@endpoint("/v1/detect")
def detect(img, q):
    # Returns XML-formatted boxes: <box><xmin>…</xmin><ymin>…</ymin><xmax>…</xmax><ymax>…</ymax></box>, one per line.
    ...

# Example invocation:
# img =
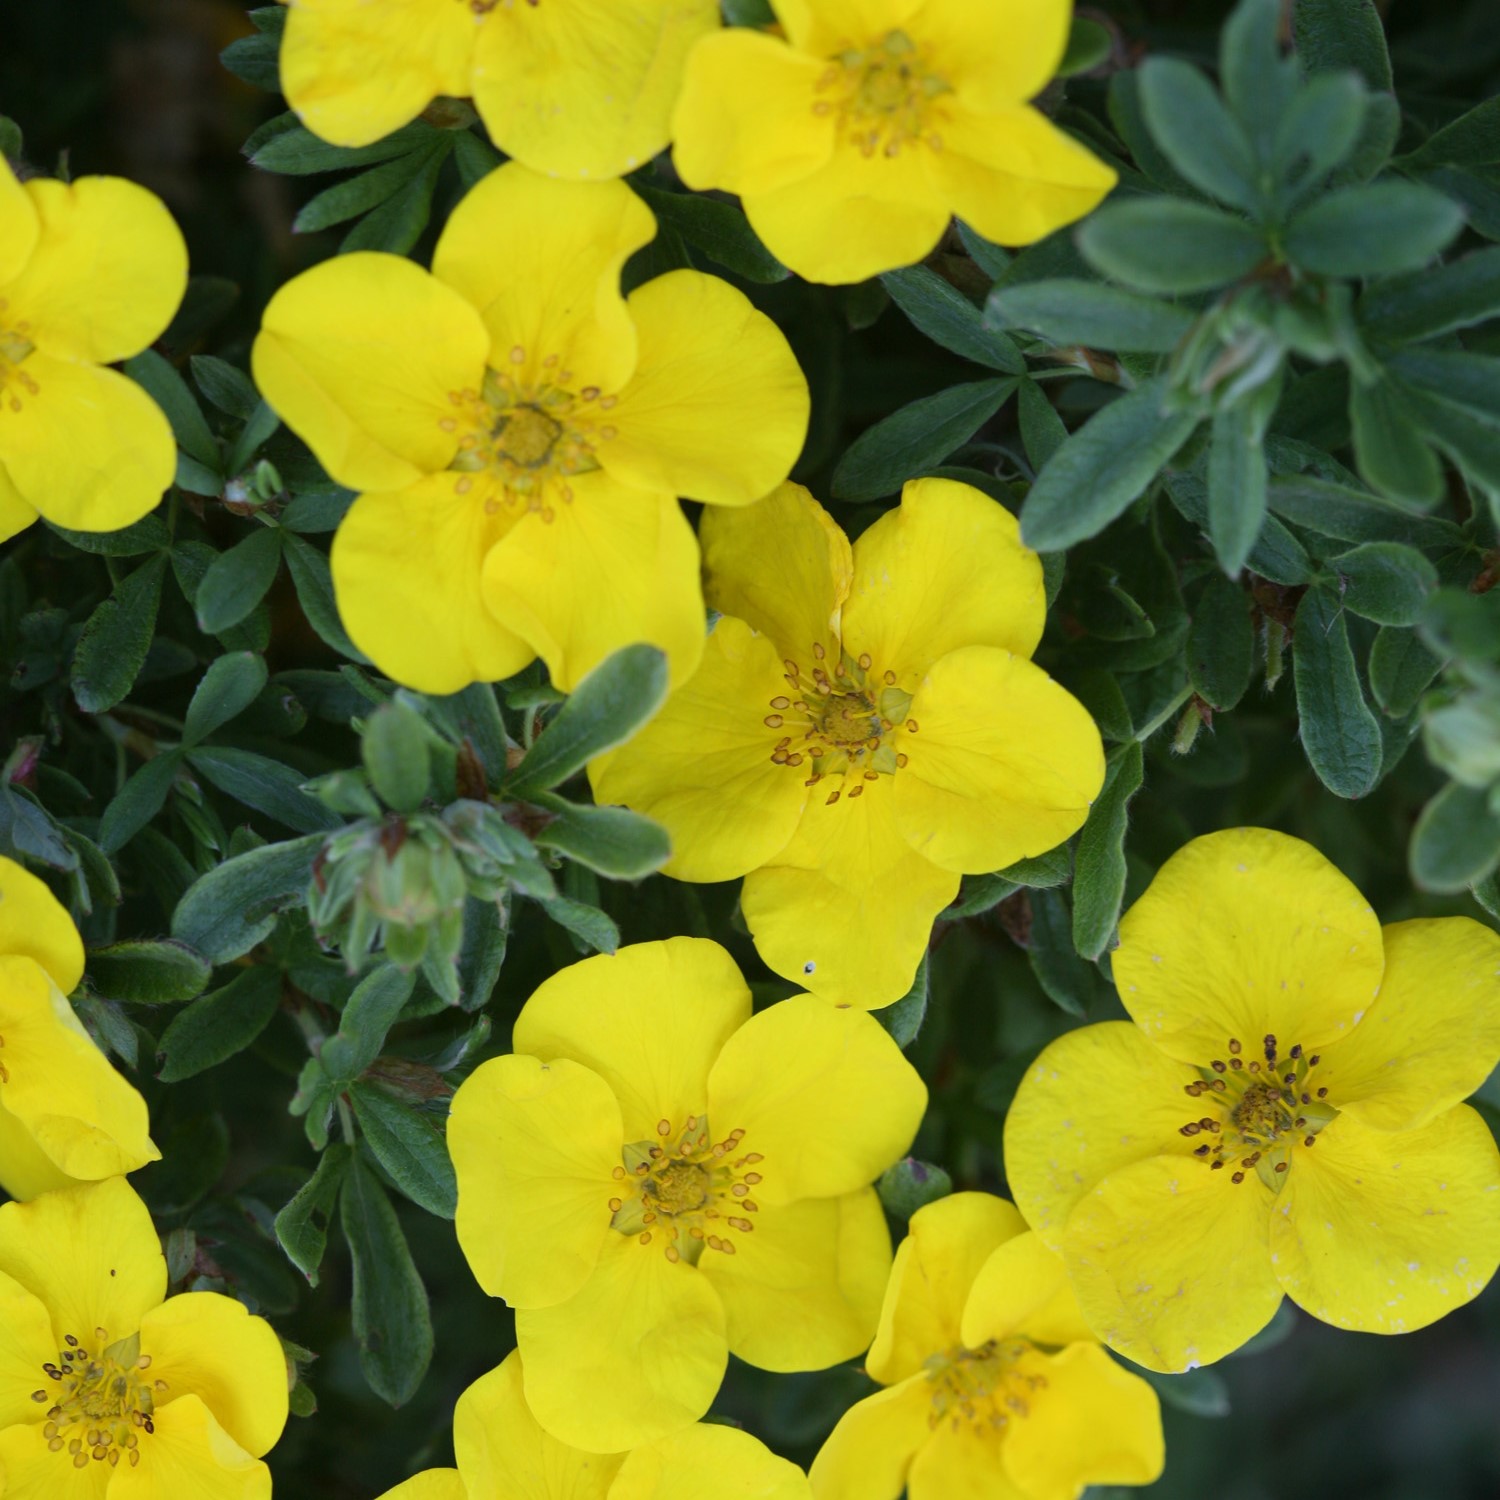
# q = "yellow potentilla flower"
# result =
<box><xmin>671</xmin><ymin>0</ymin><xmax>1117</xmax><ymax>284</ymax></box>
<box><xmin>1005</xmin><ymin>827</ymin><xmax>1500</xmax><ymax>1373</ymax></box>
<box><xmin>0</xmin><ymin>156</ymin><xmax>186</xmax><ymax>543</ymax></box>
<box><xmin>253</xmin><ymin>161</ymin><xmax>808</xmax><ymax>694</ymax></box>
<box><xmin>811</xmin><ymin>1193</ymin><xmax>1163</xmax><ymax>1500</ymax></box>
<box><xmin>590</xmin><ymin>478</ymin><xmax>1105</xmax><ymax>1008</ymax></box>
<box><xmin>0</xmin><ymin>857</ymin><xmax>158</xmax><ymax>1201</ymax></box>
<box><xmin>448</xmin><ymin>937</ymin><xmax>927</xmax><ymax>1451</ymax></box>
<box><xmin>378</xmin><ymin>1349</ymin><xmax>811</xmax><ymax>1500</ymax></box>
<box><xmin>280</xmin><ymin>0</ymin><xmax>719</xmax><ymax>179</ymax></box>
<box><xmin>0</xmin><ymin>1177</ymin><xmax>288</xmax><ymax>1496</ymax></box>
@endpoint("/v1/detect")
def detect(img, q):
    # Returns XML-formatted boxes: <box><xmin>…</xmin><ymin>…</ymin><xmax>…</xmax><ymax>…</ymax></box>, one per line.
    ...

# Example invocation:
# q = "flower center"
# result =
<box><xmin>924</xmin><ymin>1339</ymin><xmax>1047</xmax><ymax>1433</ymax></box>
<box><xmin>33</xmin><ymin>1329</ymin><xmax>169</xmax><ymax>1471</ymax></box>
<box><xmin>763</xmin><ymin>641</ymin><xmax>916</xmax><ymax>804</ymax></box>
<box><xmin>1177</xmin><ymin>1033</ymin><xmax>1340</xmax><ymax>1188</ymax></box>
<box><xmin>0</xmin><ymin>301</ymin><xmax>39</xmax><ymax>416</ymax></box>
<box><xmin>607</xmin><ymin>1114</ymin><xmax>763</xmax><ymax>1266</ymax></box>
<box><xmin>813</xmin><ymin>30</ymin><xmax>952</xmax><ymax>159</ymax></box>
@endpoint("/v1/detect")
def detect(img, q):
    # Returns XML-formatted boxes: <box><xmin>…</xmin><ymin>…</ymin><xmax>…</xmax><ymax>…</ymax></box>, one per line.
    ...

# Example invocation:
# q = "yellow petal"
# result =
<box><xmin>0</xmin><ymin>153</ymin><xmax>40</xmax><ymax>283</ymax></box>
<box><xmin>601</xmin><ymin>270</ymin><xmax>809</xmax><ymax>508</ymax></box>
<box><xmin>512</xmin><ymin>937</ymin><xmax>751</xmax><ymax>1143</ymax></box>
<box><xmin>916</xmin><ymin>0</ymin><xmax>1072</xmax><ymax>110</ymax></box>
<box><xmin>281</xmin><ymin>0</ymin><xmax>475</xmax><ymax>148</ymax></box>
<box><xmin>137</xmin><ymin>1292</ymin><xmax>288</xmax><ymax>1459</ymax></box>
<box><xmin>1269</xmin><ymin>1105</ymin><xmax>1500</xmax><ymax>1334</ymax></box>
<box><xmin>0</xmin><ymin>956</ymin><xmax>158</xmax><ymax>1186</ymax></box>
<box><xmin>894</xmin><ymin>645</ymin><xmax>1104</xmax><ymax>874</ymax></box>
<box><xmin>906</xmin><ymin>1418</ymin><xmax>1016</xmax><ymax>1500</ymax></box>
<box><xmin>472</xmin><ymin>0</ymin><xmax>720</xmax><ymax>180</ymax></box>
<box><xmin>253</xmin><ymin>252</ymin><xmax>489</xmax><ymax>493</ymax></box>
<box><xmin>1</xmin><ymin>353</ymin><xmax>174</xmax><ymax>533</ymax></box>
<box><xmin>516</xmin><ymin>1232</ymin><xmax>727</xmax><ymax>1452</ymax></box>
<box><xmin>1059</xmin><ymin>1154</ymin><xmax>1284</xmax><ymax>1371</ymax></box>
<box><xmin>741</xmin><ymin>777</ymin><xmax>959</xmax><ymax>1009</ymax></box>
<box><xmin>6</xmin><ymin>175</ymin><xmax>185</xmax><ymax>364</ymax></box>
<box><xmin>330</xmin><ymin>474</ymin><xmax>535</xmax><ymax>694</ymax></box>
<box><xmin>700</xmin><ymin>481</ymin><xmax>852</xmax><ymax>664</ymax></box>
<box><xmin>1315</xmin><ymin>918</ymin><xmax>1500</xmax><ymax>1132</ymax></box>
<box><xmin>774</xmin><ymin>0</ymin><xmax>924</xmax><ymax>53</ymax></box>
<box><xmin>671</xmin><ymin>29</ymin><xmax>834</xmax><ymax>196</ymax></box>
<box><xmin>1002</xmin><ymin>1343</ymin><xmax>1164</xmax><ymax>1500</ymax></box>
<box><xmin>453</xmin><ymin>1351</ymin><xmax>623</xmax><ymax>1500</ymax></box>
<box><xmin>959</xmin><ymin>1229</ymin><xmax>1093</xmax><ymax>1350</ymax></box>
<box><xmin>745</xmin><ymin>137</ymin><xmax>950</xmax><ymax>285</ymax></box>
<box><xmin>807</xmin><ymin>1374</ymin><xmax>932</xmax><ymax>1500</ymax></box>
<box><xmin>0</xmin><ymin>464</ymin><xmax>38</xmax><ymax>544</ymax></box>
<box><xmin>480</xmin><ymin>473</ymin><xmax>705</xmax><ymax>693</ymax></box>
<box><xmin>0</xmin><ymin>1177</ymin><xmax>166</xmax><ymax>1352</ymax></box>
<box><xmin>1003</xmin><ymin>1022</ymin><xmax>1200</xmax><ymax>1251</ymax></box>
<box><xmin>707</xmin><ymin>994</ymin><xmax>926</xmax><ymax>1205</ymax></box>
<box><xmin>1112</xmin><ymin>827</ymin><xmax>1385</xmax><ymax>1067</ymax></box>
<box><xmin>0</xmin><ymin>1266</ymin><xmax>56</xmax><ymax>1426</ymax></box>
<box><xmin>699</xmin><ymin>1189</ymin><xmax>891</xmax><ymax>1372</ymax></box>
<box><xmin>450</xmin><ymin>1054</ymin><xmax>621</xmax><ymax>1309</ymax></box>
<box><xmin>842</xmin><ymin>478</ymin><xmax>1046</xmax><ymax>673</ymax></box>
<box><xmin>431</xmin><ymin>163</ymin><xmax>651</xmax><ymax>389</ymax></box>
<box><xmin>588</xmin><ymin>616</ymin><xmax>811</xmax><ymax>882</ymax></box>
<box><xmin>112</xmin><ymin>1392</ymin><xmax>269</xmax><ymax>1500</ymax></box>
<box><xmin>867</xmin><ymin>1191</ymin><xmax>1026</xmax><ymax>1386</ymax></box>
<box><xmin>0</xmin><ymin>854</ymin><xmax>84</xmax><ymax>992</ymax></box>
<box><xmin>0</xmin><ymin>1095</ymin><xmax>77</xmax><ymax>1200</ymax></box>
<box><xmin>0</xmin><ymin>1419</ymin><xmax>113</xmax><ymax>1500</ymax></box>
<box><xmin>926</xmin><ymin>103</ymin><xmax>1116</xmax><ymax>248</ymax></box>
<box><xmin>376</xmin><ymin>1470</ymin><xmax>468</xmax><ymax>1500</ymax></box>
<box><xmin>614</xmin><ymin>1422</ymin><xmax>814</xmax><ymax>1500</ymax></box>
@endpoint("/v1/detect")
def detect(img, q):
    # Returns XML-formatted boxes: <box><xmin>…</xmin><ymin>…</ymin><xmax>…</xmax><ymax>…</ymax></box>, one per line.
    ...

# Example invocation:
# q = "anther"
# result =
<box><xmin>813</xmin><ymin>642</ymin><xmax>826</xmax><ymax>660</ymax></box>
<box><xmin>858</xmin><ymin>653</ymin><xmax>872</xmax><ymax>670</ymax></box>
<box><xmin>1275</xmin><ymin>1161</ymin><xmax>1289</xmax><ymax>1173</ymax></box>
<box><xmin>770</xmin><ymin>696</ymin><xmax>790</xmax><ymax>710</ymax></box>
<box><xmin>657</xmin><ymin>1119</ymin><xmax>671</xmax><ymax>1135</ymax></box>
<box><xmin>1316</xmin><ymin>1087</ymin><xmax>1328</xmax><ymax>1098</ymax></box>
<box><xmin>764</xmin><ymin>714</ymin><xmax>783</xmax><ymax>728</ymax></box>
<box><xmin>1290</xmin><ymin>1044</ymin><xmax>1303</xmax><ymax>1060</ymax></box>
<box><xmin>1228</xmin><ymin>1039</ymin><xmax>1242</xmax><ymax>1055</ymax></box>
<box><xmin>639</xmin><ymin>1232</ymin><xmax>652</xmax><ymax>1245</ymax></box>
<box><xmin>1308</xmin><ymin>1055</ymin><xmax>1321</xmax><ymax>1066</ymax></box>
<box><xmin>1304</xmin><ymin>1135</ymin><xmax>1316</xmax><ymax>1147</ymax></box>
<box><xmin>1231</xmin><ymin>1171</ymin><xmax>1245</xmax><ymax>1184</ymax></box>
<box><xmin>1211</xmin><ymin>1059</ymin><xmax>1226</xmax><ymax>1073</ymax></box>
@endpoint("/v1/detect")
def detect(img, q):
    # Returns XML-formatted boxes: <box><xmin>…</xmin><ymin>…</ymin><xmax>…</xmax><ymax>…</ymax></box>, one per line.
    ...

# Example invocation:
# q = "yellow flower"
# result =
<box><xmin>1004</xmin><ymin>827</ymin><xmax>1500</xmax><ymax>1373</ymax></box>
<box><xmin>811</xmin><ymin>1193</ymin><xmax>1163</xmax><ymax>1500</ymax></box>
<box><xmin>280</xmin><ymin>0</ymin><xmax>720</xmax><ymax>180</ymax></box>
<box><xmin>671</xmin><ymin>0</ymin><xmax>1116</xmax><ymax>284</ymax></box>
<box><xmin>377</xmin><ymin>1348</ymin><xmax>811</xmax><ymax>1500</ymax></box>
<box><xmin>0</xmin><ymin>1176</ymin><xmax>289</xmax><ymax>1497</ymax></box>
<box><xmin>253</xmin><ymin>161</ymin><xmax>808</xmax><ymax>694</ymax></box>
<box><xmin>447</xmin><ymin>937</ymin><xmax>927</xmax><ymax>1451</ymax></box>
<box><xmin>0</xmin><ymin>157</ymin><xmax>186</xmax><ymax>543</ymax></box>
<box><xmin>0</xmin><ymin>857</ymin><xmax>158</xmax><ymax>1201</ymax></box>
<box><xmin>590</xmin><ymin>479</ymin><xmax>1104</xmax><ymax>1008</ymax></box>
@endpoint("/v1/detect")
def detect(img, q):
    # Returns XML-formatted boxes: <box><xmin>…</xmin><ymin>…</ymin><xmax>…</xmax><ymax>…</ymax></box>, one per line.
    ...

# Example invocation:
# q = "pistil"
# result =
<box><xmin>813</xmin><ymin>30</ymin><xmax>952</xmax><ymax>159</ymax></box>
<box><xmin>37</xmin><ymin>1328</ymin><xmax>169</xmax><ymax>1470</ymax></box>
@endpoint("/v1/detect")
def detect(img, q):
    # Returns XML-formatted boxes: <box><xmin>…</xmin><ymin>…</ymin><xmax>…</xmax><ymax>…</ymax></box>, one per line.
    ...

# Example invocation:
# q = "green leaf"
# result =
<box><xmin>957</xmin><ymin>221</ymin><xmax>1011</xmax><ymax>279</ymax></box>
<box><xmin>124</xmin><ymin>350</ymin><xmax>219</xmax><ymax>470</ymax></box>
<box><xmin>1026</xmin><ymin>888</ymin><xmax>1098</xmax><ymax>1017</ymax></box>
<box><xmin>1293</xmin><ymin>0</ymin><xmax>1393</xmax><ymax>91</ymax></box>
<box><xmin>221</xmin><ymin>26</ymin><xmax>281</xmax><ymax>90</ymax></box>
<box><xmin>71</xmin><ymin>554</ymin><xmax>167</xmax><ymax>714</ymax></box>
<box><xmin>1142</xmin><ymin>1367</ymin><xmax>1232</xmax><ymax>1418</ymax></box>
<box><xmin>274</xmin><ymin>1144</ymin><xmax>350</xmax><ymax>1286</ymax></box>
<box><xmin>1368</xmin><ymin>625</ymin><xmax>1442</xmax><ymax>717</ymax></box>
<box><xmin>531</xmin><ymin>796</ymin><xmax>672</xmax><ymax>880</ymax></box>
<box><xmin>1078</xmin><ymin>200</ymin><xmax>1266</xmax><ymax>294</ymax></box>
<box><xmin>507</xmin><ymin>645</ymin><xmax>670</xmax><ymax>798</ymax></box>
<box><xmin>1328</xmin><ymin>541</ymin><xmax>1438</xmax><ymax>625</ymax></box>
<box><xmin>1222</xmin><ymin>0</ymin><xmax>1298</xmax><ymax>158</ymax></box>
<box><xmin>183</xmin><ymin>653</ymin><xmax>269</xmax><ymax>746</ymax></box>
<box><xmin>1293</xmin><ymin>586</ymin><xmax>1383</xmax><ymax>798</ymax></box>
<box><xmin>830</xmin><ymin>378</ymin><xmax>1018</xmax><ymax>502</ymax></box>
<box><xmin>252</xmin><ymin>121</ymin><xmax>439</xmax><ymax>175</ymax></box>
<box><xmin>1138</xmin><ymin>56</ymin><xmax>1259</xmax><ymax>211</ymax></box>
<box><xmin>452</xmin><ymin>129</ymin><xmax>503</xmax><ymax>188</ymax></box>
<box><xmin>1163</xmin><ymin>473</ymin><xmax>1314</xmax><ymax>584</ymax></box>
<box><xmin>632</xmin><ymin>184</ymin><xmax>788</xmax><ymax>283</ymax></box>
<box><xmin>172</xmin><ymin>834</ymin><xmax>321</xmax><ymax>962</ymax></box>
<box><xmin>1271</xmin><ymin>71</ymin><xmax>1369</xmax><ymax>195</ymax></box>
<box><xmin>1409</xmin><ymin>781</ymin><xmax>1500</xmax><ymax>893</ymax></box>
<box><xmin>949</xmin><ymin>873</ymin><xmax>1020</xmax><ymax>918</ymax></box>
<box><xmin>1072</xmin><ymin>742</ymin><xmax>1145</xmax><ymax>961</ymax></box>
<box><xmin>1017</xmin><ymin>379</ymin><xmax>1068</xmax><ymax>473</ymax></box>
<box><xmin>362</xmin><ymin>702</ymin><xmax>432</xmax><ymax>814</ymax></box>
<box><xmin>88</xmin><ymin>939</ymin><xmax>211</xmax><ymax>1005</ymax></box>
<box><xmin>1285</xmin><ymin>183</ymin><xmax>1465</xmax><ymax>277</ymax></box>
<box><xmin>878</xmin><ymin>955</ymin><xmax>929</xmax><ymax>1048</ymax></box>
<box><xmin>1108</xmin><ymin>71</ymin><xmax>1198</xmax><ymax>197</ymax></box>
<box><xmin>1207</xmin><ymin>395</ymin><xmax>1271</xmax><ymax>576</ymax></box>
<box><xmin>99</xmin><ymin>752</ymin><xmax>182</xmax><ymax>854</ymax></box>
<box><xmin>283</xmin><ymin>533</ymin><xmax>366</xmax><ymax>661</ymax></box>
<box><xmin>157</xmin><ymin>966</ymin><xmax>282</xmax><ymax>1081</ymax></box>
<box><xmin>340</xmin><ymin>144</ymin><xmax>449</xmax><ymax>254</ymax></box>
<box><xmin>1058</xmin><ymin>16</ymin><xmax>1111</xmax><ymax>77</ymax></box>
<box><xmin>539</xmin><ymin>895</ymin><xmax>620</xmax><ymax>955</ymax></box>
<box><xmin>1349</xmin><ymin>371</ymin><xmax>1443</xmax><ymax>508</ymax></box>
<box><xmin>341</xmin><ymin>1152</ymin><xmax>433</xmax><ymax>1407</ymax></box>
<box><xmin>1357</xmin><ymin>247</ymin><xmax>1500</xmax><ymax>342</ymax></box>
<box><xmin>321</xmin><ymin>963</ymin><xmax>419</xmax><ymax>1084</ymax></box>
<box><xmin>1189</xmin><ymin>573</ymin><xmax>1255</xmax><ymax>710</ymax></box>
<box><xmin>1267</xmin><ymin>476</ymin><xmax>1465</xmax><ymax>548</ymax></box>
<box><xmin>996</xmin><ymin>846</ymin><xmax>1074</xmax><ymax>889</ymax></box>
<box><xmin>196</xmin><ymin>527</ymin><xmax>283</xmax><ymax>634</ymax></box>
<box><xmin>1021</xmin><ymin>382</ymin><xmax>1198</xmax><ymax>552</ymax></box>
<box><xmin>229</xmin><ymin>400</ymin><xmax>282</xmax><ymax>474</ymax></box>
<box><xmin>191</xmin><ymin>355</ymin><xmax>259</xmax><ymax>419</ymax></box>
<box><xmin>881</xmin><ymin>266</ymin><xmax>1024</xmax><ymax>372</ymax></box>
<box><xmin>49</xmin><ymin>514</ymin><xmax>171</xmax><ymax>557</ymax></box>
<box><xmin>294</xmin><ymin>147</ymin><xmax>436</xmax><ymax>233</ymax></box>
<box><xmin>986</xmin><ymin>279</ymin><xmax>1195</xmax><ymax>353</ymax></box>
<box><xmin>188</xmin><ymin>747</ymin><xmax>343</xmax><ymax>834</ymax></box>
<box><xmin>349</xmin><ymin>1084</ymin><xmax>458</xmax><ymax>1219</ymax></box>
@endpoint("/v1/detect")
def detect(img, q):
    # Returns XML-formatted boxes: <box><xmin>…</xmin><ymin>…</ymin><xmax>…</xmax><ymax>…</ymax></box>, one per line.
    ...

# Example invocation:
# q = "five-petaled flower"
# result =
<box><xmin>1005</xmin><ymin>827</ymin><xmax>1500</xmax><ymax>1372</ymax></box>
<box><xmin>0</xmin><ymin>856</ymin><xmax>158</xmax><ymax>1202</ymax></box>
<box><xmin>377</xmin><ymin>1348</ymin><xmax>812</xmax><ymax>1500</ymax></box>
<box><xmin>280</xmin><ymin>0</ymin><xmax>720</xmax><ymax>179</ymax></box>
<box><xmin>590</xmin><ymin>478</ymin><xmax>1105</xmax><ymax>1008</ymax></box>
<box><xmin>0</xmin><ymin>1177</ymin><xmax>288</xmax><ymax>1497</ymax></box>
<box><xmin>671</xmin><ymin>0</ymin><xmax>1117</xmax><ymax>284</ymax></box>
<box><xmin>811</xmin><ymin>1192</ymin><xmax>1163</xmax><ymax>1500</ymax></box>
<box><xmin>253</xmin><ymin>160</ymin><xmax>808</xmax><ymax>696</ymax></box>
<box><xmin>447</xmin><ymin>937</ymin><xmax>927</xmax><ymax>1451</ymax></box>
<box><xmin>0</xmin><ymin>156</ymin><xmax>185</xmax><ymax>544</ymax></box>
